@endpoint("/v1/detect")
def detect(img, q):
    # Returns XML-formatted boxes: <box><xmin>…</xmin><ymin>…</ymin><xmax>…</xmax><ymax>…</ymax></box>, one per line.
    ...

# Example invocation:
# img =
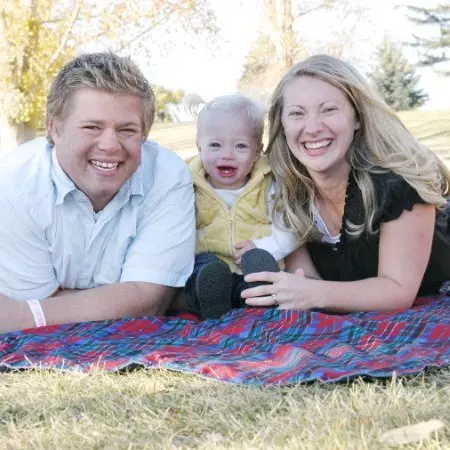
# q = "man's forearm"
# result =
<box><xmin>0</xmin><ymin>292</ymin><xmax>36</xmax><ymax>332</ymax></box>
<box><xmin>41</xmin><ymin>281</ymin><xmax>175</xmax><ymax>325</ymax></box>
<box><xmin>0</xmin><ymin>282</ymin><xmax>175</xmax><ymax>334</ymax></box>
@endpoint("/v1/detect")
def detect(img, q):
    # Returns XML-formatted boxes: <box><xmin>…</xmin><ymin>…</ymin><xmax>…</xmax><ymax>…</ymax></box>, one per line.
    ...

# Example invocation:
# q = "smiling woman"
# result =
<box><xmin>241</xmin><ymin>54</ymin><xmax>450</xmax><ymax>313</ymax></box>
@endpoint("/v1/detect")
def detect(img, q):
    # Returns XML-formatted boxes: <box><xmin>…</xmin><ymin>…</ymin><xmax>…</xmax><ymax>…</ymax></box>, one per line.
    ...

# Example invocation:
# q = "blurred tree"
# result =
<box><xmin>371</xmin><ymin>37</ymin><xmax>427</xmax><ymax>111</ymax></box>
<box><xmin>405</xmin><ymin>3</ymin><xmax>450</xmax><ymax>74</ymax></box>
<box><xmin>0</xmin><ymin>0</ymin><xmax>216</xmax><ymax>152</ymax></box>
<box><xmin>153</xmin><ymin>85</ymin><xmax>185</xmax><ymax>121</ymax></box>
<box><xmin>182</xmin><ymin>92</ymin><xmax>205</xmax><ymax>118</ymax></box>
<box><xmin>238</xmin><ymin>0</ymin><xmax>363</xmax><ymax>102</ymax></box>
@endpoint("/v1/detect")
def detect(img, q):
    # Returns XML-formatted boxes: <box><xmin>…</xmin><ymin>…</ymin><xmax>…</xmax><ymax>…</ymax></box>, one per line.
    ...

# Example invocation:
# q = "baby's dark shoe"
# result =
<box><xmin>196</xmin><ymin>260</ymin><xmax>233</xmax><ymax>319</ymax></box>
<box><xmin>241</xmin><ymin>248</ymin><xmax>280</xmax><ymax>289</ymax></box>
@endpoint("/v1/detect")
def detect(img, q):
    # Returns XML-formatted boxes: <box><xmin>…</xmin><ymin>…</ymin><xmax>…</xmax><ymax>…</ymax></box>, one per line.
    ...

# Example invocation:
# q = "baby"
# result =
<box><xmin>185</xmin><ymin>94</ymin><xmax>299</xmax><ymax>319</ymax></box>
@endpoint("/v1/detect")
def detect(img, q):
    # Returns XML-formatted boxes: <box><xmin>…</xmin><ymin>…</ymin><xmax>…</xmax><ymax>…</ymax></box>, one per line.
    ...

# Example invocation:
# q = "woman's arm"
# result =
<box><xmin>285</xmin><ymin>246</ymin><xmax>322</xmax><ymax>279</ymax></box>
<box><xmin>242</xmin><ymin>203</ymin><xmax>435</xmax><ymax>312</ymax></box>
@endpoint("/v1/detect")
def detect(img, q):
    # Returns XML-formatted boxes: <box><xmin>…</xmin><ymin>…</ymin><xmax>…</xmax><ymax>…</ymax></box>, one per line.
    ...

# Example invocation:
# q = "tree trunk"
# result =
<box><xmin>16</xmin><ymin>122</ymin><xmax>37</xmax><ymax>145</ymax></box>
<box><xmin>0</xmin><ymin>113</ymin><xmax>18</xmax><ymax>154</ymax></box>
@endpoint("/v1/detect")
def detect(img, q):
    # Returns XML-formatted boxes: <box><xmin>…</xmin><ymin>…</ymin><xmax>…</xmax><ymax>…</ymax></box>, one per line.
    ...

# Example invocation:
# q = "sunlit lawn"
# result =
<box><xmin>1</xmin><ymin>110</ymin><xmax>449</xmax><ymax>449</ymax></box>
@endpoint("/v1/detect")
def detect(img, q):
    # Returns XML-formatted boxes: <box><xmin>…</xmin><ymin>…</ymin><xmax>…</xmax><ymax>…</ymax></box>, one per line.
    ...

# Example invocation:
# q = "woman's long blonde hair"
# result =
<box><xmin>267</xmin><ymin>54</ymin><xmax>450</xmax><ymax>244</ymax></box>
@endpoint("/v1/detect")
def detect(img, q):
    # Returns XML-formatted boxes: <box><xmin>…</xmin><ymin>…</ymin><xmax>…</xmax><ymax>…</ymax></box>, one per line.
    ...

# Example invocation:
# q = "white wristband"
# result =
<box><xmin>27</xmin><ymin>299</ymin><xmax>47</xmax><ymax>328</ymax></box>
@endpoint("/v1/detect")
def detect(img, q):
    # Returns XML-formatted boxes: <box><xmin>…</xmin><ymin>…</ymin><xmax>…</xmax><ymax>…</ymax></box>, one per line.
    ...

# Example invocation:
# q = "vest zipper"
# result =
<box><xmin>229</xmin><ymin>208</ymin><xmax>234</xmax><ymax>257</ymax></box>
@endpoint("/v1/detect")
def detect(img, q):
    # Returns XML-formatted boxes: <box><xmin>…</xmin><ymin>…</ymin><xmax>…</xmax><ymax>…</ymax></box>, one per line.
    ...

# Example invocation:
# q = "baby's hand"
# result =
<box><xmin>234</xmin><ymin>240</ymin><xmax>256</xmax><ymax>265</ymax></box>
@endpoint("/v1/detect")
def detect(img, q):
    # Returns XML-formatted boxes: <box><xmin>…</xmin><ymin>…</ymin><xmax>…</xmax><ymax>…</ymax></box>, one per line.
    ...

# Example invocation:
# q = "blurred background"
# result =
<box><xmin>1</xmin><ymin>0</ymin><xmax>449</xmax><ymax>157</ymax></box>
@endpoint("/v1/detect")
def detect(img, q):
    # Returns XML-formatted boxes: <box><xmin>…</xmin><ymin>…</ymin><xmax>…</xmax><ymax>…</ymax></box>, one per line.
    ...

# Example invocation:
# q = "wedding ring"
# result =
<box><xmin>272</xmin><ymin>294</ymin><xmax>279</xmax><ymax>306</ymax></box>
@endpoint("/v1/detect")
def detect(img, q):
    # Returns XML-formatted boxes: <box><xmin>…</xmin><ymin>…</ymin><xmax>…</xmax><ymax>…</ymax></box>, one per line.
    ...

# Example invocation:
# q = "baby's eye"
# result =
<box><xmin>236</xmin><ymin>143</ymin><xmax>248</xmax><ymax>150</ymax></box>
<box><xmin>209</xmin><ymin>142</ymin><xmax>220</xmax><ymax>149</ymax></box>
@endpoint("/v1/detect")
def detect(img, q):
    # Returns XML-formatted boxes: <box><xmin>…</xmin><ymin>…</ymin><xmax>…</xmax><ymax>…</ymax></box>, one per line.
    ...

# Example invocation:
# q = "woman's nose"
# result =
<box><xmin>304</xmin><ymin>114</ymin><xmax>323</xmax><ymax>135</ymax></box>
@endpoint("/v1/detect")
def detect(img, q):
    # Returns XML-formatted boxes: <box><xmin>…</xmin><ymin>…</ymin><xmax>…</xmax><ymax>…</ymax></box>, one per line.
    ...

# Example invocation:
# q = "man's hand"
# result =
<box><xmin>0</xmin><ymin>294</ymin><xmax>34</xmax><ymax>334</ymax></box>
<box><xmin>234</xmin><ymin>240</ymin><xmax>256</xmax><ymax>265</ymax></box>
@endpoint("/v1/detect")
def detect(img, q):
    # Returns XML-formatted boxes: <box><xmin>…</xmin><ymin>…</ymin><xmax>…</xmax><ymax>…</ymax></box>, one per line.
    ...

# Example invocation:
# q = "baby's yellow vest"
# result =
<box><xmin>189</xmin><ymin>155</ymin><xmax>273</xmax><ymax>274</ymax></box>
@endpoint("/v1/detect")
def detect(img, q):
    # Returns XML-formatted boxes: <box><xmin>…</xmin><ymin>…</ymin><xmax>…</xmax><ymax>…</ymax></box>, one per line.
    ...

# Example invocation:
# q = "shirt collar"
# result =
<box><xmin>50</xmin><ymin>143</ymin><xmax>144</xmax><ymax>206</ymax></box>
<box><xmin>50</xmin><ymin>144</ymin><xmax>77</xmax><ymax>205</ymax></box>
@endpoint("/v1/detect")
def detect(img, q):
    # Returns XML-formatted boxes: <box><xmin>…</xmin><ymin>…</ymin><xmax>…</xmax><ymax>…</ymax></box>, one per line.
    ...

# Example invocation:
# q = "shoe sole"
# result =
<box><xmin>241</xmin><ymin>248</ymin><xmax>280</xmax><ymax>289</ymax></box>
<box><xmin>196</xmin><ymin>261</ymin><xmax>233</xmax><ymax>319</ymax></box>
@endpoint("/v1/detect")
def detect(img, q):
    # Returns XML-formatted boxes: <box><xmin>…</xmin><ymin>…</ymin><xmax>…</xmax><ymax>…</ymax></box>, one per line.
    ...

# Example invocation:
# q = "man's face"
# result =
<box><xmin>49</xmin><ymin>88</ymin><xmax>145</xmax><ymax>211</ymax></box>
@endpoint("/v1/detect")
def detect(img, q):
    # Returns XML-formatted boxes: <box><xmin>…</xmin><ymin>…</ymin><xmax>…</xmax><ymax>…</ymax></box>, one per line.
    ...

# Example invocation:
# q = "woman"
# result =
<box><xmin>241</xmin><ymin>54</ymin><xmax>450</xmax><ymax>312</ymax></box>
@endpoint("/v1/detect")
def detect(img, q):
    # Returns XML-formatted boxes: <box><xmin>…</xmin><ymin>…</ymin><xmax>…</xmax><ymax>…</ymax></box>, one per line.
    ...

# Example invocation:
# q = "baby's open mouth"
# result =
<box><xmin>217</xmin><ymin>165</ymin><xmax>237</xmax><ymax>177</ymax></box>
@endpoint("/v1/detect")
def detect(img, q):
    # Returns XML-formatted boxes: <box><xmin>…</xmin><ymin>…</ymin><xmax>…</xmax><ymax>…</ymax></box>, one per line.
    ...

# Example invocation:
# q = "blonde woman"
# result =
<box><xmin>241</xmin><ymin>54</ymin><xmax>450</xmax><ymax>312</ymax></box>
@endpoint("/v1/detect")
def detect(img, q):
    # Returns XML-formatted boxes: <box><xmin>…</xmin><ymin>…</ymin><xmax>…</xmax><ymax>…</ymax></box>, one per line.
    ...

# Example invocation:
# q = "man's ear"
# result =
<box><xmin>48</xmin><ymin>119</ymin><xmax>61</xmax><ymax>143</ymax></box>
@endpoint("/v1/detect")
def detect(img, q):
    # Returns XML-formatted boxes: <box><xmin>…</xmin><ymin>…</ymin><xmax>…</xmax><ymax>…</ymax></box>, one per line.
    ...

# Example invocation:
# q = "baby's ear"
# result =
<box><xmin>196</xmin><ymin>140</ymin><xmax>202</xmax><ymax>153</ymax></box>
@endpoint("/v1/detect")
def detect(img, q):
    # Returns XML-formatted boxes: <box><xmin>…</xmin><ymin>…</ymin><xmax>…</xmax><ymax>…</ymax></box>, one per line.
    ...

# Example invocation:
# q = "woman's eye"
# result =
<box><xmin>289</xmin><ymin>111</ymin><xmax>304</xmax><ymax>117</ymax></box>
<box><xmin>323</xmin><ymin>106</ymin><xmax>337</xmax><ymax>113</ymax></box>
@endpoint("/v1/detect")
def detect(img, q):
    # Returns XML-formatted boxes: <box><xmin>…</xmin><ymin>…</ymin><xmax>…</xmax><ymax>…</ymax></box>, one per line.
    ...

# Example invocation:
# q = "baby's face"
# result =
<box><xmin>197</xmin><ymin>111</ymin><xmax>261</xmax><ymax>190</ymax></box>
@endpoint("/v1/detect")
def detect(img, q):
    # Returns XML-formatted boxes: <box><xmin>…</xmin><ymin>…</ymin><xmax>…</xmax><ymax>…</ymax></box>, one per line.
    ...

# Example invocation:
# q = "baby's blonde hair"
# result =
<box><xmin>197</xmin><ymin>94</ymin><xmax>265</xmax><ymax>144</ymax></box>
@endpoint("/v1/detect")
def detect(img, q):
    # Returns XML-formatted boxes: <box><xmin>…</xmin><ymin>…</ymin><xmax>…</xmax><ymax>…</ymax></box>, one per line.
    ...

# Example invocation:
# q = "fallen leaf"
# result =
<box><xmin>378</xmin><ymin>419</ymin><xmax>445</xmax><ymax>446</ymax></box>
<box><xmin>204</xmin><ymin>432</ymin><xmax>226</xmax><ymax>443</ymax></box>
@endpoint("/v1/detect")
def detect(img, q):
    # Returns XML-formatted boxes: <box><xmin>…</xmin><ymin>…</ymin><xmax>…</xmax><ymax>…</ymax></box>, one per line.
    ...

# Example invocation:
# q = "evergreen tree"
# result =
<box><xmin>406</xmin><ymin>3</ymin><xmax>450</xmax><ymax>72</ymax></box>
<box><xmin>371</xmin><ymin>38</ymin><xmax>428</xmax><ymax>111</ymax></box>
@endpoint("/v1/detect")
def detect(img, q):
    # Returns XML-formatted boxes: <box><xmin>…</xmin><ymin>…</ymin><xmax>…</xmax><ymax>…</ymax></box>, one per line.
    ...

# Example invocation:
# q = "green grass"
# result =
<box><xmin>149</xmin><ymin>121</ymin><xmax>197</xmax><ymax>158</ymax></box>
<box><xmin>2</xmin><ymin>110</ymin><xmax>450</xmax><ymax>449</ymax></box>
<box><xmin>0</xmin><ymin>369</ymin><xmax>449</xmax><ymax>449</ymax></box>
<box><xmin>400</xmin><ymin>110</ymin><xmax>450</xmax><ymax>163</ymax></box>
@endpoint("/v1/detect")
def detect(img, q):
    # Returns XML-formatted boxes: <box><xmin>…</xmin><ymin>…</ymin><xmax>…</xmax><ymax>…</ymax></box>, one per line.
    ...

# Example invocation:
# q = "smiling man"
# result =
<box><xmin>0</xmin><ymin>53</ymin><xmax>195</xmax><ymax>333</ymax></box>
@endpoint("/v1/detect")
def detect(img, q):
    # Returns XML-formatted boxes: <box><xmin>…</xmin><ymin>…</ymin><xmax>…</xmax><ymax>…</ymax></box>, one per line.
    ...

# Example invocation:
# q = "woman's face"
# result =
<box><xmin>281</xmin><ymin>76</ymin><xmax>360</xmax><ymax>179</ymax></box>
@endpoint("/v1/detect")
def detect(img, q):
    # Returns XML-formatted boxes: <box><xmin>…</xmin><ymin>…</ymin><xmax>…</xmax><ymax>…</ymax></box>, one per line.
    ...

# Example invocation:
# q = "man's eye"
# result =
<box><xmin>120</xmin><ymin>128</ymin><xmax>137</xmax><ymax>134</ymax></box>
<box><xmin>84</xmin><ymin>125</ymin><xmax>100</xmax><ymax>130</ymax></box>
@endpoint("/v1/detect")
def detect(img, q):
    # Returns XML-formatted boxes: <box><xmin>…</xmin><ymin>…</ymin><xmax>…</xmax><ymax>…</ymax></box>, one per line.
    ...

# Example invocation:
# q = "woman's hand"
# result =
<box><xmin>241</xmin><ymin>269</ymin><xmax>323</xmax><ymax>310</ymax></box>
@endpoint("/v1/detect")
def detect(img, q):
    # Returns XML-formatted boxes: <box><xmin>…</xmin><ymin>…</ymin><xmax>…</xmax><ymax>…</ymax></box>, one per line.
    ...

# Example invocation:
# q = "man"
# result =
<box><xmin>0</xmin><ymin>52</ymin><xmax>195</xmax><ymax>333</ymax></box>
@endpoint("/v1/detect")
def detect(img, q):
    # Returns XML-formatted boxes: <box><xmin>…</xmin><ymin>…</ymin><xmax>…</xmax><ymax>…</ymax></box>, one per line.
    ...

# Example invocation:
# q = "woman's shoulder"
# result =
<box><xmin>368</xmin><ymin>169</ymin><xmax>403</xmax><ymax>187</ymax></box>
<box><xmin>361</xmin><ymin>169</ymin><xmax>425</xmax><ymax>223</ymax></box>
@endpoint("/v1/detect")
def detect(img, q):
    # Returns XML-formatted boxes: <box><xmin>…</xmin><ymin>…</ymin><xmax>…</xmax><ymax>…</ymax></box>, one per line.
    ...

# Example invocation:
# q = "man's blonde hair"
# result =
<box><xmin>197</xmin><ymin>94</ymin><xmax>265</xmax><ymax>144</ymax></box>
<box><xmin>267</xmin><ymin>54</ymin><xmax>450</xmax><ymax>244</ymax></box>
<box><xmin>46</xmin><ymin>52</ymin><xmax>155</xmax><ymax>142</ymax></box>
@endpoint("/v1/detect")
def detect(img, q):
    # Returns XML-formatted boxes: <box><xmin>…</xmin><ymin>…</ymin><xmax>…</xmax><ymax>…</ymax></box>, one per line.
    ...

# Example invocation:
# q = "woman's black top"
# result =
<box><xmin>307</xmin><ymin>171</ymin><xmax>450</xmax><ymax>294</ymax></box>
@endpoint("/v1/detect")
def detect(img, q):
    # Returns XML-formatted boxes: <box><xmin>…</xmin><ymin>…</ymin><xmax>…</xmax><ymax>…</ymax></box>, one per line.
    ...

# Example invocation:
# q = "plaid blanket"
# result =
<box><xmin>0</xmin><ymin>296</ymin><xmax>449</xmax><ymax>386</ymax></box>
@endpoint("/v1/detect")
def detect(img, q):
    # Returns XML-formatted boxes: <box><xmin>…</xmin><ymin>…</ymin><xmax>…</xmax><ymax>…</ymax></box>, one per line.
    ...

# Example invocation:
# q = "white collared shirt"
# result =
<box><xmin>0</xmin><ymin>138</ymin><xmax>195</xmax><ymax>301</ymax></box>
